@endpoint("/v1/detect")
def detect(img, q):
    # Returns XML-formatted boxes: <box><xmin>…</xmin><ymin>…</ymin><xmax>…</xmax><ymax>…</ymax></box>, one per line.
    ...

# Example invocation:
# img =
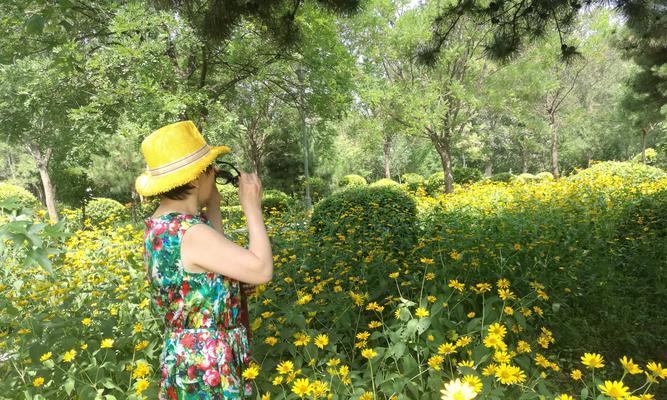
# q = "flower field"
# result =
<box><xmin>1</xmin><ymin>161</ymin><xmax>666</xmax><ymax>400</ymax></box>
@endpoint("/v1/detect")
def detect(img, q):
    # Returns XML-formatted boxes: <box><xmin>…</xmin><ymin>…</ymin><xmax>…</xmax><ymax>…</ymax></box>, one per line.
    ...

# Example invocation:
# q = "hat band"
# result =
<box><xmin>148</xmin><ymin>144</ymin><xmax>210</xmax><ymax>176</ymax></box>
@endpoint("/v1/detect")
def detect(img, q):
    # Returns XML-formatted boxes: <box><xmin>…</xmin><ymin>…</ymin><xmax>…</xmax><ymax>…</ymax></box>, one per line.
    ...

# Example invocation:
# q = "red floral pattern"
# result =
<box><xmin>143</xmin><ymin>211</ymin><xmax>253</xmax><ymax>399</ymax></box>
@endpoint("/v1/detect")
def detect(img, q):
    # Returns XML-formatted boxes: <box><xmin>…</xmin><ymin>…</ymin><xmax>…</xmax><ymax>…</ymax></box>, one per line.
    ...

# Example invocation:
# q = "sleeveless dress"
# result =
<box><xmin>142</xmin><ymin>211</ymin><xmax>253</xmax><ymax>400</ymax></box>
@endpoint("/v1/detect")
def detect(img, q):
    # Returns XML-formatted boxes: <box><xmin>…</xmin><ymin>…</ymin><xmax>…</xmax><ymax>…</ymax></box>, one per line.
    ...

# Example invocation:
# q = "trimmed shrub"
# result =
<box><xmin>401</xmin><ymin>173</ymin><xmax>424</xmax><ymax>191</ymax></box>
<box><xmin>262</xmin><ymin>189</ymin><xmax>291</xmax><ymax>214</ymax></box>
<box><xmin>369</xmin><ymin>178</ymin><xmax>400</xmax><ymax>187</ymax></box>
<box><xmin>425</xmin><ymin>171</ymin><xmax>445</xmax><ymax>194</ymax></box>
<box><xmin>514</xmin><ymin>173</ymin><xmax>539</xmax><ymax>184</ymax></box>
<box><xmin>568</xmin><ymin>160</ymin><xmax>666</xmax><ymax>185</ymax></box>
<box><xmin>85</xmin><ymin>197</ymin><xmax>126</xmax><ymax>225</ymax></box>
<box><xmin>338</xmin><ymin>174</ymin><xmax>367</xmax><ymax>188</ymax></box>
<box><xmin>452</xmin><ymin>166</ymin><xmax>483</xmax><ymax>184</ymax></box>
<box><xmin>308</xmin><ymin>185</ymin><xmax>419</xmax><ymax>268</ymax></box>
<box><xmin>489</xmin><ymin>172</ymin><xmax>514</xmax><ymax>182</ymax></box>
<box><xmin>535</xmin><ymin>171</ymin><xmax>554</xmax><ymax>181</ymax></box>
<box><xmin>0</xmin><ymin>182</ymin><xmax>41</xmax><ymax>211</ymax></box>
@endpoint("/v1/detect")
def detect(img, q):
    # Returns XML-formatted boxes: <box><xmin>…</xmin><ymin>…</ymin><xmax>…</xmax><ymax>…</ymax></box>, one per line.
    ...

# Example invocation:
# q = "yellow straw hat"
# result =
<box><xmin>134</xmin><ymin>120</ymin><xmax>231</xmax><ymax>197</ymax></box>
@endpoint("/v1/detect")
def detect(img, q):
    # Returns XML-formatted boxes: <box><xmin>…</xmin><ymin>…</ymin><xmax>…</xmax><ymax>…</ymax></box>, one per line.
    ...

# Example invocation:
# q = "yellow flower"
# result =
<box><xmin>276</xmin><ymin>360</ymin><xmax>294</xmax><ymax>375</ymax></box>
<box><xmin>62</xmin><ymin>349</ymin><xmax>77</xmax><ymax>363</ymax></box>
<box><xmin>264</xmin><ymin>336</ymin><xmax>278</xmax><ymax>346</ymax></box>
<box><xmin>440</xmin><ymin>378</ymin><xmax>477</xmax><ymax>400</ymax></box>
<box><xmin>494</xmin><ymin>363</ymin><xmax>526</xmax><ymax>385</ymax></box>
<box><xmin>620</xmin><ymin>356</ymin><xmax>643</xmax><ymax>375</ymax></box>
<box><xmin>456</xmin><ymin>336</ymin><xmax>472</xmax><ymax>348</ymax></box>
<box><xmin>80</xmin><ymin>342</ymin><xmax>88</xmax><ymax>350</ymax></box>
<box><xmin>598</xmin><ymin>380</ymin><xmax>630</xmax><ymax>398</ymax></box>
<box><xmin>555</xmin><ymin>395</ymin><xmax>575</xmax><ymax>400</ymax></box>
<box><xmin>40</xmin><ymin>352</ymin><xmax>52</xmax><ymax>362</ymax></box>
<box><xmin>133</xmin><ymin>323</ymin><xmax>142</xmax><ymax>334</ymax></box>
<box><xmin>516</xmin><ymin>341</ymin><xmax>531</xmax><ymax>354</ymax></box>
<box><xmin>581</xmin><ymin>353</ymin><xmax>604</xmax><ymax>369</ymax></box>
<box><xmin>503</xmin><ymin>306</ymin><xmax>514</xmax><ymax>315</ymax></box>
<box><xmin>134</xmin><ymin>340</ymin><xmax>149</xmax><ymax>351</ymax></box>
<box><xmin>293</xmin><ymin>333</ymin><xmax>311</xmax><ymax>346</ymax></box>
<box><xmin>272</xmin><ymin>375</ymin><xmax>284</xmax><ymax>385</ymax></box>
<box><xmin>132</xmin><ymin>361</ymin><xmax>151</xmax><ymax>379</ymax></box>
<box><xmin>135</xmin><ymin>378</ymin><xmax>150</xmax><ymax>395</ymax></box>
<box><xmin>467</xmin><ymin>311</ymin><xmax>476</xmax><ymax>318</ymax></box>
<box><xmin>291</xmin><ymin>378</ymin><xmax>311</xmax><ymax>397</ymax></box>
<box><xmin>33</xmin><ymin>376</ymin><xmax>45</xmax><ymax>387</ymax></box>
<box><xmin>462</xmin><ymin>374</ymin><xmax>483</xmax><ymax>393</ymax></box>
<box><xmin>428</xmin><ymin>355</ymin><xmax>444</xmax><ymax>370</ymax></box>
<box><xmin>389</xmin><ymin>272</ymin><xmax>399</xmax><ymax>279</ymax></box>
<box><xmin>497</xmin><ymin>278</ymin><xmax>510</xmax><ymax>289</ymax></box>
<box><xmin>438</xmin><ymin>342</ymin><xmax>457</xmax><ymax>355</ymax></box>
<box><xmin>646</xmin><ymin>361</ymin><xmax>667</xmax><ymax>379</ymax></box>
<box><xmin>327</xmin><ymin>358</ymin><xmax>341</xmax><ymax>367</ymax></box>
<box><xmin>448</xmin><ymin>279</ymin><xmax>465</xmax><ymax>292</ymax></box>
<box><xmin>361</xmin><ymin>348</ymin><xmax>377</xmax><ymax>360</ymax></box>
<box><xmin>100</xmin><ymin>338</ymin><xmax>114</xmax><ymax>349</ymax></box>
<box><xmin>81</xmin><ymin>318</ymin><xmax>92</xmax><ymax>326</ymax></box>
<box><xmin>314</xmin><ymin>334</ymin><xmax>329</xmax><ymax>349</ymax></box>
<box><xmin>427</xmin><ymin>295</ymin><xmax>437</xmax><ymax>303</ymax></box>
<box><xmin>368</xmin><ymin>321</ymin><xmax>382</xmax><ymax>329</ymax></box>
<box><xmin>243</xmin><ymin>364</ymin><xmax>260</xmax><ymax>380</ymax></box>
<box><xmin>458</xmin><ymin>360</ymin><xmax>475</xmax><ymax>368</ymax></box>
<box><xmin>488</xmin><ymin>322</ymin><xmax>506</xmax><ymax>338</ymax></box>
<box><xmin>570</xmin><ymin>369</ymin><xmax>582</xmax><ymax>380</ymax></box>
<box><xmin>415</xmin><ymin>307</ymin><xmax>429</xmax><ymax>318</ymax></box>
<box><xmin>356</xmin><ymin>331</ymin><xmax>370</xmax><ymax>341</ymax></box>
<box><xmin>360</xmin><ymin>392</ymin><xmax>373</xmax><ymax>400</ymax></box>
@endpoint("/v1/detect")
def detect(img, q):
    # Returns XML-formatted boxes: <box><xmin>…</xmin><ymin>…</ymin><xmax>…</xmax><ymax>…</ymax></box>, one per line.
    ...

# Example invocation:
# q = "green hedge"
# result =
<box><xmin>308</xmin><ymin>185</ymin><xmax>419</xmax><ymax>271</ymax></box>
<box><xmin>338</xmin><ymin>174</ymin><xmax>367</xmax><ymax>188</ymax></box>
<box><xmin>85</xmin><ymin>197</ymin><xmax>126</xmax><ymax>225</ymax></box>
<box><xmin>0</xmin><ymin>182</ymin><xmax>41</xmax><ymax>212</ymax></box>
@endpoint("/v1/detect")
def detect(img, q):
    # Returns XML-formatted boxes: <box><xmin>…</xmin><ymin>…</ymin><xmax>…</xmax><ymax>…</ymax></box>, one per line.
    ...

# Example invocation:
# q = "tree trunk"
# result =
<box><xmin>641</xmin><ymin>128</ymin><xmax>647</xmax><ymax>164</ymax></box>
<box><xmin>436</xmin><ymin>142</ymin><xmax>454</xmax><ymax>194</ymax></box>
<box><xmin>27</xmin><ymin>143</ymin><xmax>58</xmax><ymax>222</ymax></box>
<box><xmin>383</xmin><ymin>135</ymin><xmax>392</xmax><ymax>179</ymax></box>
<box><xmin>484</xmin><ymin>160</ymin><xmax>492</xmax><ymax>177</ymax></box>
<box><xmin>549</xmin><ymin>113</ymin><xmax>560</xmax><ymax>180</ymax></box>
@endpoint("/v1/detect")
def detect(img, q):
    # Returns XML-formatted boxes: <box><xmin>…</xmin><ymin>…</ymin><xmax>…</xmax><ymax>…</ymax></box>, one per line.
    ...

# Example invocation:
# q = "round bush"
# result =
<box><xmin>425</xmin><ymin>171</ymin><xmax>445</xmax><ymax>194</ymax></box>
<box><xmin>216</xmin><ymin>183</ymin><xmax>240</xmax><ymax>207</ymax></box>
<box><xmin>535</xmin><ymin>171</ymin><xmax>554</xmax><ymax>181</ymax></box>
<box><xmin>0</xmin><ymin>182</ymin><xmax>41</xmax><ymax>211</ymax></box>
<box><xmin>568</xmin><ymin>160</ymin><xmax>666</xmax><ymax>185</ymax></box>
<box><xmin>401</xmin><ymin>173</ymin><xmax>424</xmax><ymax>191</ymax></box>
<box><xmin>370</xmin><ymin>178</ymin><xmax>400</xmax><ymax>187</ymax></box>
<box><xmin>262</xmin><ymin>189</ymin><xmax>291</xmax><ymax>214</ymax></box>
<box><xmin>631</xmin><ymin>147</ymin><xmax>657</xmax><ymax>165</ymax></box>
<box><xmin>138</xmin><ymin>197</ymin><xmax>160</xmax><ymax>217</ymax></box>
<box><xmin>299</xmin><ymin>176</ymin><xmax>330</xmax><ymax>203</ymax></box>
<box><xmin>85</xmin><ymin>197</ymin><xmax>126</xmax><ymax>225</ymax></box>
<box><xmin>309</xmin><ymin>185</ymin><xmax>419</xmax><ymax>261</ymax></box>
<box><xmin>452</xmin><ymin>166</ymin><xmax>483</xmax><ymax>184</ymax></box>
<box><xmin>513</xmin><ymin>173</ymin><xmax>539</xmax><ymax>184</ymax></box>
<box><xmin>489</xmin><ymin>172</ymin><xmax>515</xmax><ymax>182</ymax></box>
<box><xmin>338</xmin><ymin>174</ymin><xmax>367</xmax><ymax>188</ymax></box>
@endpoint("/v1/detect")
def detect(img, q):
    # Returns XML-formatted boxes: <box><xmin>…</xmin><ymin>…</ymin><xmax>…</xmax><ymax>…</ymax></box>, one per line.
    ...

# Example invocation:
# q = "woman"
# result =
<box><xmin>134</xmin><ymin>120</ymin><xmax>273</xmax><ymax>399</ymax></box>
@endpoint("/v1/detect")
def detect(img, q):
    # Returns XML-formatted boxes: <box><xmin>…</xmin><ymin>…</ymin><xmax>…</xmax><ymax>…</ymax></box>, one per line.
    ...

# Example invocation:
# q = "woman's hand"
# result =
<box><xmin>206</xmin><ymin>165</ymin><xmax>222</xmax><ymax>207</ymax></box>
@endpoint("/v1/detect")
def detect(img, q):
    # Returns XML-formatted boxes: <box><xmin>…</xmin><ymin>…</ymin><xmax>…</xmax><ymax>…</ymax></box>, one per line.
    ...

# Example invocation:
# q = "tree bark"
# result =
<box><xmin>383</xmin><ymin>135</ymin><xmax>392</xmax><ymax>179</ymax></box>
<box><xmin>435</xmin><ymin>142</ymin><xmax>454</xmax><ymax>194</ymax></box>
<box><xmin>484</xmin><ymin>159</ymin><xmax>492</xmax><ymax>177</ymax></box>
<box><xmin>27</xmin><ymin>143</ymin><xmax>58</xmax><ymax>222</ymax></box>
<box><xmin>549</xmin><ymin>113</ymin><xmax>560</xmax><ymax>180</ymax></box>
<box><xmin>641</xmin><ymin>127</ymin><xmax>647</xmax><ymax>164</ymax></box>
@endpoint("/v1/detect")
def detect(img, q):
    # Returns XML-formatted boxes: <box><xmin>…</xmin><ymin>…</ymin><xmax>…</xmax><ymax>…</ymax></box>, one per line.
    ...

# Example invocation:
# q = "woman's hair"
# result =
<box><xmin>161</xmin><ymin>163</ymin><xmax>215</xmax><ymax>200</ymax></box>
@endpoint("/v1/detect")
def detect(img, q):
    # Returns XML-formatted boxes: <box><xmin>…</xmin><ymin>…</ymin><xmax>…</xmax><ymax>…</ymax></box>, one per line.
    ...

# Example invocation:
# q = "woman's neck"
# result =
<box><xmin>156</xmin><ymin>196</ymin><xmax>200</xmax><ymax>216</ymax></box>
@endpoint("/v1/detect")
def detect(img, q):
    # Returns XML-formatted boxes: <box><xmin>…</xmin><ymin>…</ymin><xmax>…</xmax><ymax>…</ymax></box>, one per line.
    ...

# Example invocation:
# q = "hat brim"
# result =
<box><xmin>135</xmin><ymin>145</ymin><xmax>231</xmax><ymax>197</ymax></box>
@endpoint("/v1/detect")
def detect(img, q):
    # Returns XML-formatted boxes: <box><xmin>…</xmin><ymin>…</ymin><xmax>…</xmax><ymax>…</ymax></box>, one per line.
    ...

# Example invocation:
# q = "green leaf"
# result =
<box><xmin>64</xmin><ymin>378</ymin><xmax>75</xmax><ymax>395</ymax></box>
<box><xmin>25</xmin><ymin>15</ymin><xmax>45</xmax><ymax>34</ymax></box>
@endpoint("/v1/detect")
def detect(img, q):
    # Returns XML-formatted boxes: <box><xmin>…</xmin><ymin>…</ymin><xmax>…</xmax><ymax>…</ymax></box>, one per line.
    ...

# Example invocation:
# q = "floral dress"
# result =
<box><xmin>142</xmin><ymin>211</ymin><xmax>253</xmax><ymax>399</ymax></box>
